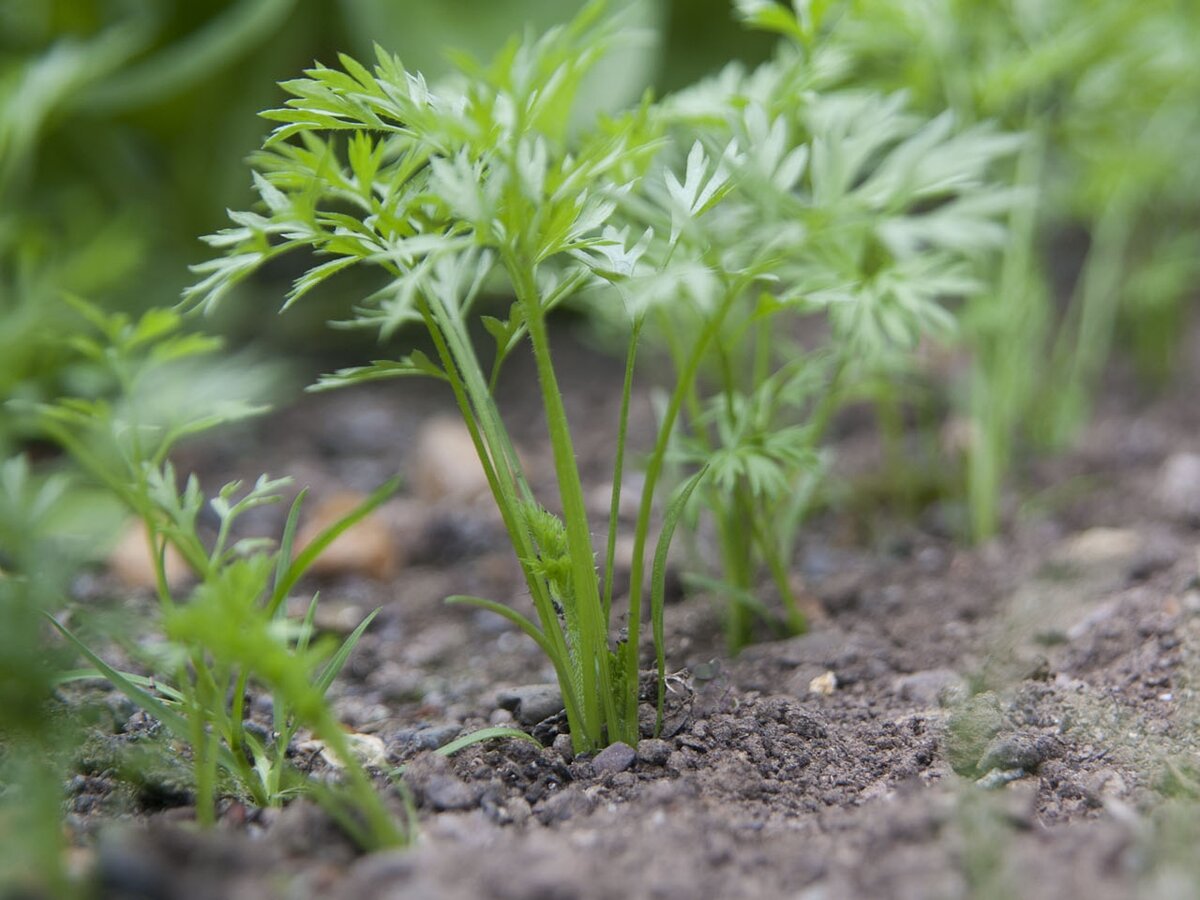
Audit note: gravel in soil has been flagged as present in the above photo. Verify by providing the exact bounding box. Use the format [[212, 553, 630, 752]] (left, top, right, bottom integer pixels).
[[62, 324, 1200, 899]]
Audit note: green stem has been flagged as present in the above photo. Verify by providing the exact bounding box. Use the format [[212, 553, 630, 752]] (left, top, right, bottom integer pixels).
[[506, 253, 618, 749], [184, 670, 216, 827], [625, 278, 745, 728], [418, 293, 589, 743], [716, 497, 754, 652], [1047, 199, 1132, 445], [966, 128, 1045, 541], [602, 316, 643, 622], [751, 511, 804, 636]]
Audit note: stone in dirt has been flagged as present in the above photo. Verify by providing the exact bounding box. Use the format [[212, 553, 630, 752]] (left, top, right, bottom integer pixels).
[[108, 519, 191, 589], [423, 774, 483, 812], [590, 742, 636, 776], [295, 490, 398, 580], [404, 754, 483, 812], [411, 416, 492, 504], [535, 786, 594, 825], [1156, 452, 1200, 524], [893, 669, 968, 707], [495, 684, 564, 725], [1055, 528, 1141, 572], [551, 733, 574, 762], [636, 738, 672, 767], [808, 670, 838, 696], [977, 732, 1060, 774]]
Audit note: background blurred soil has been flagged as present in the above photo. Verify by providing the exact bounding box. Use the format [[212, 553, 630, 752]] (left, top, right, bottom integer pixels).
[[65, 320, 1200, 900]]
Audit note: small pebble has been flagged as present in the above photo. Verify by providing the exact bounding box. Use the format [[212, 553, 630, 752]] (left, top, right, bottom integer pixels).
[[536, 787, 594, 825], [295, 491, 397, 580], [1056, 528, 1141, 570], [552, 733, 575, 762], [977, 733, 1056, 773], [108, 520, 191, 590], [422, 774, 480, 812], [496, 684, 564, 725], [893, 669, 967, 707], [1157, 452, 1200, 523], [998, 779, 1039, 828], [808, 671, 837, 696], [591, 742, 636, 776], [975, 767, 1028, 789], [411, 416, 491, 504], [636, 738, 672, 767]]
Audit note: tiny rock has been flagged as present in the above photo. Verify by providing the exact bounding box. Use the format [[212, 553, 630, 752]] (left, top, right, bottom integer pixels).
[[552, 733, 575, 762], [422, 774, 480, 812], [586, 475, 643, 519], [1157, 452, 1200, 524], [496, 684, 564, 726], [295, 491, 397, 580], [591, 741, 636, 776], [977, 732, 1057, 774], [999, 779, 1040, 828], [635, 738, 672, 767], [1085, 768, 1128, 808], [313, 732, 388, 770], [108, 519, 191, 590], [1056, 528, 1141, 570], [808, 670, 838, 696], [893, 669, 968, 707], [536, 786, 594, 825], [410, 416, 491, 504]]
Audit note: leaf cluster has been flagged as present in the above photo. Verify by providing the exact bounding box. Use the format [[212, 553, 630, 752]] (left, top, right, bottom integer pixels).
[[821, 0, 1200, 536], [30, 298, 409, 848]]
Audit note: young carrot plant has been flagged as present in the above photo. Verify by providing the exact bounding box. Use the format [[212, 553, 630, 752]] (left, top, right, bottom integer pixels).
[[187, 4, 704, 752], [609, 0, 1020, 649], [831, 0, 1200, 538], [30, 300, 409, 849], [189, 0, 1020, 697]]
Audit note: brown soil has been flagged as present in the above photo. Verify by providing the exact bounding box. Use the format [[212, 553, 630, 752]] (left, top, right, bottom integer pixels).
[[61, 322, 1200, 900]]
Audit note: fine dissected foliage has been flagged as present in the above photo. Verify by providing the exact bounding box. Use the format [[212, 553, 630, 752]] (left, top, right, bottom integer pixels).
[[188, 3, 681, 752], [822, 0, 1200, 538], [29, 300, 409, 849], [188, 0, 1017, 742], [622, 4, 1019, 646]]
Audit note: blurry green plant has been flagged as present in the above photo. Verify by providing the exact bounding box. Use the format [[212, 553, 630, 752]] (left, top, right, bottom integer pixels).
[[0, 455, 108, 898], [621, 1, 1018, 648], [826, 0, 1200, 538], [27, 300, 409, 849]]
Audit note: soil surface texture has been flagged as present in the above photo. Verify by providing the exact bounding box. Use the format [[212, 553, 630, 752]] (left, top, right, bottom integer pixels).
[[61, 322, 1200, 900]]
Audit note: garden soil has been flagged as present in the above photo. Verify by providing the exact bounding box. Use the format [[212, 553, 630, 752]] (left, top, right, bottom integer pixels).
[[62, 321, 1200, 899]]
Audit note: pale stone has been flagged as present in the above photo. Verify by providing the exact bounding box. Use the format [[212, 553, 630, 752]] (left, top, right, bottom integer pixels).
[[295, 490, 397, 580], [808, 670, 838, 696], [410, 416, 491, 504], [108, 519, 191, 590]]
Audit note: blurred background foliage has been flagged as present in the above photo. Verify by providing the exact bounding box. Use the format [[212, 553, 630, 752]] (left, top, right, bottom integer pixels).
[[2, 0, 1197, 497], [827, 0, 1200, 537], [0, 0, 775, 456]]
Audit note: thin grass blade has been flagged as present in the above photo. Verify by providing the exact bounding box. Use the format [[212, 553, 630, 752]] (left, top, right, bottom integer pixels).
[[314, 607, 380, 695], [651, 465, 708, 735], [268, 475, 401, 615], [445, 594, 557, 659], [434, 726, 542, 757]]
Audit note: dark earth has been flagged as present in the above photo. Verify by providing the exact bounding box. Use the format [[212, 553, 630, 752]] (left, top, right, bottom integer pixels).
[[54, 318, 1200, 899]]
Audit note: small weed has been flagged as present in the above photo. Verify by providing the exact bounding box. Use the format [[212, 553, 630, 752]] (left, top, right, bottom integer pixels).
[[28, 300, 409, 848]]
